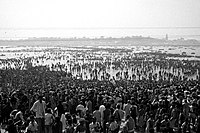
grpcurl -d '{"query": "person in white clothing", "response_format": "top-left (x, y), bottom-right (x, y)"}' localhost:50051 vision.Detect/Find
top-left (99, 104), bottom-right (105, 124)
top-left (76, 102), bottom-right (86, 118)
top-left (30, 95), bottom-right (46, 133)
top-left (26, 115), bottom-right (38, 133)
top-left (45, 108), bottom-right (54, 133)
top-left (123, 100), bottom-right (132, 119)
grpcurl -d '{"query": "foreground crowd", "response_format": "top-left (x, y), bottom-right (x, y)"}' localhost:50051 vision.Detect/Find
top-left (0, 51), bottom-right (200, 133)
top-left (1, 69), bottom-right (200, 133)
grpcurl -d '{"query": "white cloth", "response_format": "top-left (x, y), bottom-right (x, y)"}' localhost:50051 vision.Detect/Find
top-left (60, 113), bottom-right (67, 132)
top-left (26, 120), bottom-right (38, 132)
top-left (109, 121), bottom-right (118, 131)
top-left (45, 113), bottom-right (53, 125)
top-left (76, 104), bottom-right (85, 111)
top-left (99, 105), bottom-right (105, 121)
top-left (30, 100), bottom-right (46, 118)
top-left (124, 103), bottom-right (132, 118)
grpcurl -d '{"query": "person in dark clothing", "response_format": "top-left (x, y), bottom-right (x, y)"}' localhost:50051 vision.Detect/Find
top-left (72, 114), bottom-right (77, 125)
top-left (75, 118), bottom-right (87, 133)
top-left (65, 119), bottom-right (74, 133)
top-left (155, 115), bottom-right (162, 133)
top-left (195, 115), bottom-right (200, 133)
top-left (85, 110), bottom-right (93, 133)
top-left (160, 115), bottom-right (170, 133)
top-left (2, 101), bottom-right (13, 123)
top-left (130, 102), bottom-right (138, 128)
top-left (10, 93), bottom-right (18, 109)
top-left (103, 103), bottom-right (111, 133)
top-left (57, 101), bottom-right (64, 118)
top-left (5, 119), bottom-right (17, 133)
top-left (52, 117), bottom-right (62, 133)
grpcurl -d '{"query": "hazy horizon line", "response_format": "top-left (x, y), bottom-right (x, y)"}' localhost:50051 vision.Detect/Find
top-left (1, 26), bottom-right (200, 30)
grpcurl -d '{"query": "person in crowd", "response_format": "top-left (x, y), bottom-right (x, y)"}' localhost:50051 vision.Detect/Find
top-left (26, 115), bottom-right (38, 133)
top-left (108, 115), bottom-right (119, 133)
top-left (52, 117), bottom-right (62, 133)
top-left (160, 115), bottom-right (170, 133)
top-left (30, 95), bottom-right (46, 133)
top-left (123, 100), bottom-right (132, 119)
top-left (130, 101), bottom-right (138, 128)
top-left (145, 114), bottom-right (154, 133)
top-left (124, 115), bottom-right (135, 133)
top-left (89, 117), bottom-right (100, 133)
top-left (113, 104), bottom-right (124, 128)
top-left (103, 103), bottom-right (111, 133)
top-left (44, 108), bottom-right (54, 133)
top-left (57, 100), bottom-right (64, 118)
top-left (84, 110), bottom-right (93, 133)
top-left (5, 119), bottom-right (17, 133)
top-left (74, 118), bottom-right (87, 133)
top-left (76, 101), bottom-right (86, 118)
top-left (65, 119), bottom-right (74, 133)
top-left (86, 98), bottom-right (93, 114)
top-left (99, 103), bottom-right (106, 125)
top-left (93, 105), bottom-right (101, 124)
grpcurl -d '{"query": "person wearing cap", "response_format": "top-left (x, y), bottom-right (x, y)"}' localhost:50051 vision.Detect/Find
top-left (30, 95), bottom-right (46, 133)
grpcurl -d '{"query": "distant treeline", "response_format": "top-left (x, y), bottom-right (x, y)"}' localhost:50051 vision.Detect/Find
top-left (0, 36), bottom-right (199, 47)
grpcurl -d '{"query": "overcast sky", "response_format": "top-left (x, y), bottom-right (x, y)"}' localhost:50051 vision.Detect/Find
top-left (0, 0), bottom-right (200, 29)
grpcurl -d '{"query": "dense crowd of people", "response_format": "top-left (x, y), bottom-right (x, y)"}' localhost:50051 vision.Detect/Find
top-left (0, 48), bottom-right (200, 133)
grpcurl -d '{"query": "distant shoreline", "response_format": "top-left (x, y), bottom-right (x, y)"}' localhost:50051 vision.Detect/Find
top-left (0, 36), bottom-right (200, 47)
top-left (1, 26), bottom-right (200, 30)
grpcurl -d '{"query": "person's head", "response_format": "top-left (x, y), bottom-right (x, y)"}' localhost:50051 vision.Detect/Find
top-left (8, 119), bottom-right (13, 125)
top-left (126, 115), bottom-right (131, 121)
top-left (46, 108), bottom-right (51, 114)
top-left (116, 104), bottom-right (120, 109)
top-left (30, 115), bottom-right (35, 122)
top-left (164, 114), bottom-right (168, 120)
top-left (122, 125), bottom-right (128, 133)
top-left (92, 117), bottom-right (96, 123)
top-left (185, 118), bottom-right (189, 123)
top-left (72, 114), bottom-right (76, 118)
top-left (95, 105), bottom-right (99, 110)
top-left (79, 101), bottom-right (83, 105)
top-left (110, 99), bottom-right (114, 104)
top-left (55, 117), bottom-right (60, 122)
top-left (79, 118), bottom-right (85, 125)
top-left (86, 110), bottom-right (90, 115)
top-left (105, 103), bottom-right (110, 109)
top-left (110, 115), bottom-right (115, 122)
top-left (58, 100), bottom-right (62, 105)
top-left (38, 95), bottom-right (43, 102)
top-left (68, 119), bottom-right (73, 126)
